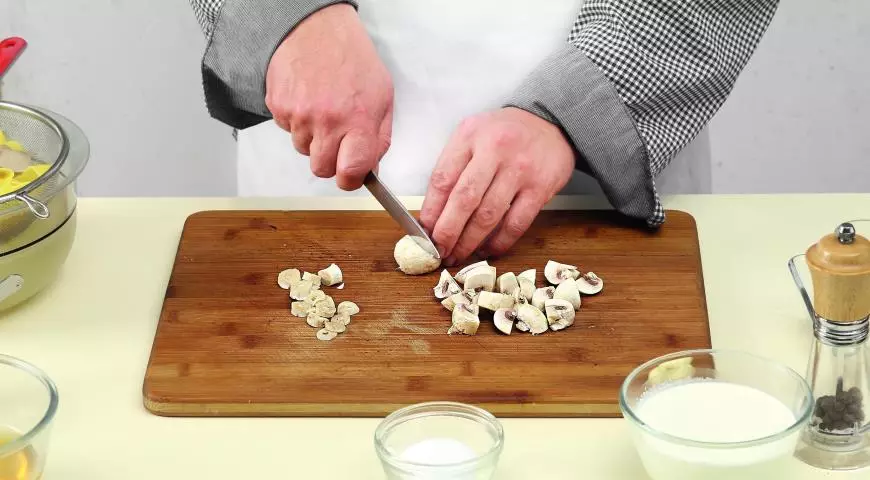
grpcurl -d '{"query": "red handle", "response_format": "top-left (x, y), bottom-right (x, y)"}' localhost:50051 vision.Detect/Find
top-left (0, 37), bottom-right (27, 77)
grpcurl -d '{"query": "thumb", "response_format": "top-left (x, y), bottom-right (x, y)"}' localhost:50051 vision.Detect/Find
top-left (336, 130), bottom-right (379, 191)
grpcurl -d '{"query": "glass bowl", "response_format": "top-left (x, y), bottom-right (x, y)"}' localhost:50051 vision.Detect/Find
top-left (374, 401), bottom-right (504, 479)
top-left (0, 354), bottom-right (58, 480)
top-left (620, 348), bottom-right (812, 480)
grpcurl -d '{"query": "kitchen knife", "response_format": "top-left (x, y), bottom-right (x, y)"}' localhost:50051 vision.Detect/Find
top-left (363, 171), bottom-right (440, 260)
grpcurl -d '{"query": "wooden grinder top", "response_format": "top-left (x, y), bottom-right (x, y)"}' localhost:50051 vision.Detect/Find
top-left (806, 222), bottom-right (870, 322)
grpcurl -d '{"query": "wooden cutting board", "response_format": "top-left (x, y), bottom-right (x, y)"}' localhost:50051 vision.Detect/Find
top-left (143, 209), bottom-right (710, 417)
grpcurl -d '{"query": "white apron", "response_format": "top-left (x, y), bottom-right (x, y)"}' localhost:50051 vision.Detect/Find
top-left (237, 0), bottom-right (711, 197)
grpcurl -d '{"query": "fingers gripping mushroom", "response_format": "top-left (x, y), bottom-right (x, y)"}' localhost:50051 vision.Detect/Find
top-left (433, 269), bottom-right (462, 299)
top-left (544, 260), bottom-right (580, 285)
top-left (545, 299), bottom-right (575, 331)
top-left (553, 278), bottom-right (581, 310)
top-left (394, 235), bottom-right (441, 275)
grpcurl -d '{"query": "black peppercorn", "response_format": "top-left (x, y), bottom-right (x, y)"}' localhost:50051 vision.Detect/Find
top-left (812, 376), bottom-right (866, 434)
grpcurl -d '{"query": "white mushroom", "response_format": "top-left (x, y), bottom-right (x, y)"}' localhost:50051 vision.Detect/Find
top-left (317, 263), bottom-right (343, 286)
top-left (307, 314), bottom-right (328, 328)
top-left (476, 291), bottom-right (515, 312)
top-left (545, 299), bottom-right (575, 331)
top-left (441, 290), bottom-right (478, 312)
top-left (577, 272), bottom-right (604, 295)
top-left (518, 277), bottom-right (536, 302)
top-left (433, 269), bottom-right (462, 299)
top-left (511, 288), bottom-right (528, 306)
top-left (313, 296), bottom-right (337, 318)
top-left (454, 261), bottom-right (490, 283)
top-left (332, 312), bottom-right (352, 326)
top-left (302, 271), bottom-right (322, 289)
top-left (289, 279), bottom-right (314, 300)
top-left (448, 303), bottom-right (480, 335)
top-left (316, 328), bottom-right (337, 341)
top-left (325, 317), bottom-right (347, 333)
top-left (516, 303), bottom-right (548, 335)
top-left (531, 286), bottom-right (555, 311)
top-left (553, 278), bottom-right (582, 310)
top-left (493, 308), bottom-right (516, 335)
top-left (394, 235), bottom-right (441, 275)
top-left (291, 301), bottom-right (311, 318)
top-left (305, 290), bottom-right (326, 304)
top-left (517, 269), bottom-right (536, 284)
top-left (277, 268), bottom-right (301, 289)
top-left (497, 272), bottom-right (519, 296)
top-left (515, 321), bottom-right (530, 332)
top-left (337, 301), bottom-right (360, 316)
top-left (463, 266), bottom-right (496, 292)
top-left (544, 260), bottom-right (580, 285)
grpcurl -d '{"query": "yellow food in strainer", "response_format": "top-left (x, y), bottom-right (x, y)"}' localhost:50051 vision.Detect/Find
top-left (0, 130), bottom-right (50, 196)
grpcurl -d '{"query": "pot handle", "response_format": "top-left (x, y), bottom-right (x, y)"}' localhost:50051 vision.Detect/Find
top-left (15, 193), bottom-right (49, 219)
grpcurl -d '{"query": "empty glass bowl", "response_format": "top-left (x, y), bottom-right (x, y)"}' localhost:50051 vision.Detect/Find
top-left (374, 401), bottom-right (504, 479)
top-left (620, 349), bottom-right (813, 480)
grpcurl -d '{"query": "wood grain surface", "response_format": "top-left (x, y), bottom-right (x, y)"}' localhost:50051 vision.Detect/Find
top-left (143, 209), bottom-right (711, 417)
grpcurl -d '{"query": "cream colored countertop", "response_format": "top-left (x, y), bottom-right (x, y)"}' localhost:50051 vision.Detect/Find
top-left (2, 194), bottom-right (869, 479)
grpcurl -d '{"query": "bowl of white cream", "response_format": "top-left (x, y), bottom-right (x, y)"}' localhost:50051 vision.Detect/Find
top-left (374, 401), bottom-right (504, 479)
top-left (620, 348), bottom-right (813, 480)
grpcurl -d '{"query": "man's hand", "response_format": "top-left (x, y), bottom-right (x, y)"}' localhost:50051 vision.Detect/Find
top-left (265, 4), bottom-right (394, 190)
top-left (420, 107), bottom-right (575, 266)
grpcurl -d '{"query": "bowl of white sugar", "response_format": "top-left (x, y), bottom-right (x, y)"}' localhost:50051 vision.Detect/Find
top-left (619, 349), bottom-right (813, 480)
top-left (374, 401), bottom-right (504, 479)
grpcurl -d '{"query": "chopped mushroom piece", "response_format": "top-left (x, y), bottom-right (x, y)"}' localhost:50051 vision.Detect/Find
top-left (318, 263), bottom-right (343, 286)
top-left (476, 291), bottom-right (514, 312)
top-left (291, 301), bottom-right (311, 318)
top-left (454, 261), bottom-right (490, 283)
top-left (545, 299), bottom-right (575, 331)
top-left (497, 272), bottom-right (519, 296)
top-left (577, 272), bottom-right (604, 295)
top-left (448, 303), bottom-right (480, 335)
top-left (289, 280), bottom-right (315, 300)
top-left (316, 328), bottom-right (337, 341)
top-left (517, 269), bottom-right (536, 284)
top-left (433, 269), bottom-right (463, 299)
top-left (493, 308), bottom-right (516, 335)
top-left (277, 268), bottom-right (301, 289)
top-left (544, 260), bottom-right (580, 285)
top-left (463, 266), bottom-right (497, 292)
top-left (441, 290), bottom-right (478, 312)
top-left (531, 287), bottom-right (555, 311)
top-left (307, 314), bottom-right (328, 328)
top-left (337, 301), bottom-right (360, 316)
top-left (517, 277), bottom-right (535, 302)
top-left (553, 278), bottom-right (582, 310)
top-left (516, 304), bottom-right (548, 335)
top-left (302, 271), bottom-right (322, 289)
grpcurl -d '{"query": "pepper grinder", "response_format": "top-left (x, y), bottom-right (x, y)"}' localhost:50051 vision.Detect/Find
top-left (791, 222), bottom-right (870, 470)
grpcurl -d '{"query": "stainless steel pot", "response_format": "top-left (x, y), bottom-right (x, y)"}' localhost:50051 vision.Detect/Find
top-left (0, 102), bottom-right (89, 312)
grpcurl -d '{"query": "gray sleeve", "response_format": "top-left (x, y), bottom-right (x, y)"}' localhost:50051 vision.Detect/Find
top-left (504, 1), bottom-right (781, 227)
top-left (189, 0), bottom-right (359, 130)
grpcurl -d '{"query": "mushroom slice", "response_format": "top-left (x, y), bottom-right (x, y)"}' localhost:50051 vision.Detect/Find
top-left (497, 272), bottom-right (519, 296)
top-left (307, 314), bottom-right (328, 328)
top-left (518, 269), bottom-right (536, 284)
top-left (325, 317), bottom-right (347, 333)
top-left (277, 268), bottom-right (301, 289)
top-left (512, 288), bottom-right (528, 306)
top-left (518, 277), bottom-right (535, 302)
top-left (476, 291), bottom-right (515, 312)
top-left (291, 301), bottom-right (311, 318)
top-left (289, 280), bottom-right (314, 300)
top-left (516, 304), bottom-right (548, 335)
top-left (305, 290), bottom-right (326, 304)
top-left (493, 308), bottom-right (516, 335)
top-left (515, 321), bottom-right (530, 332)
top-left (302, 272), bottom-right (322, 289)
top-left (313, 296), bottom-right (337, 318)
top-left (577, 272), bottom-right (604, 295)
top-left (448, 303), bottom-right (480, 335)
top-left (553, 278), bottom-right (582, 310)
top-left (545, 299), bottom-right (575, 331)
top-left (441, 290), bottom-right (478, 312)
top-left (332, 312), bottom-right (352, 326)
top-left (454, 261), bottom-right (490, 283)
top-left (463, 266), bottom-right (496, 292)
top-left (544, 260), bottom-right (580, 285)
top-left (433, 269), bottom-right (462, 299)
top-left (531, 287), bottom-right (555, 311)
top-left (316, 328), bottom-right (338, 341)
top-left (337, 301), bottom-right (360, 316)
top-left (318, 263), bottom-right (343, 286)
top-left (394, 235), bottom-right (442, 275)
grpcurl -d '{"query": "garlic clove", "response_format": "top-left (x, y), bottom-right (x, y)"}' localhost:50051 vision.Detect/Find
top-left (577, 272), bottom-right (604, 295)
top-left (497, 272), bottom-right (519, 296)
top-left (516, 303), bottom-right (548, 335)
top-left (553, 278), bottom-right (582, 310)
top-left (476, 291), bottom-right (515, 312)
top-left (545, 298), bottom-right (575, 331)
top-left (493, 307), bottom-right (516, 335)
top-left (277, 268), bottom-right (302, 289)
top-left (531, 286), bottom-right (555, 311)
top-left (544, 260), bottom-right (580, 285)
top-left (454, 261), bottom-right (490, 283)
top-left (317, 263), bottom-right (343, 286)
top-left (463, 266), bottom-right (496, 292)
top-left (449, 303), bottom-right (480, 335)
top-left (433, 269), bottom-right (462, 299)
top-left (517, 269), bottom-right (536, 284)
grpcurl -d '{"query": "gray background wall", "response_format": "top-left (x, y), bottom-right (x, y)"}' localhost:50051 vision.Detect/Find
top-left (2, 0), bottom-right (868, 196)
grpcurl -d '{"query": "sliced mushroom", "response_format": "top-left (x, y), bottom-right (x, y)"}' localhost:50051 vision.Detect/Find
top-left (515, 321), bottom-right (530, 332)
top-left (448, 303), bottom-right (480, 335)
top-left (318, 263), bottom-right (343, 286)
top-left (517, 269), bottom-right (536, 284)
top-left (545, 298), bottom-right (575, 331)
top-left (325, 317), bottom-right (347, 333)
top-left (544, 260), bottom-right (580, 285)
top-left (277, 268), bottom-right (301, 289)
top-left (302, 271), bottom-right (322, 289)
top-left (518, 277), bottom-right (536, 302)
top-left (577, 272), bottom-right (604, 295)
top-left (511, 288), bottom-right (528, 306)
top-left (289, 279), bottom-right (314, 300)
top-left (394, 235), bottom-right (442, 275)
top-left (476, 291), bottom-right (515, 312)
top-left (531, 286), bottom-right (555, 311)
top-left (337, 301), bottom-right (360, 316)
top-left (493, 308), bottom-right (516, 335)
top-left (290, 301), bottom-right (311, 318)
top-left (516, 303), bottom-right (548, 335)
top-left (305, 290), bottom-right (327, 304)
top-left (316, 328), bottom-right (338, 341)
top-left (441, 290), bottom-right (478, 312)
top-left (454, 261), bottom-right (490, 283)
top-left (553, 278), bottom-right (581, 310)
top-left (313, 296), bottom-right (337, 318)
top-left (307, 314), bottom-right (328, 328)
top-left (497, 272), bottom-right (519, 296)
top-left (332, 312), bottom-right (352, 326)
top-left (463, 266), bottom-right (496, 292)
top-left (433, 269), bottom-right (462, 299)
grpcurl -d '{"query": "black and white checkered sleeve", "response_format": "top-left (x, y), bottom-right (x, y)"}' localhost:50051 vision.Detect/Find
top-left (505, 1), bottom-right (780, 227)
top-left (189, 0), bottom-right (223, 37)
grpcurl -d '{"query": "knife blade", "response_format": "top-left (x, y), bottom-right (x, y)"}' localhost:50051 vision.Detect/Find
top-left (363, 171), bottom-right (441, 260)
